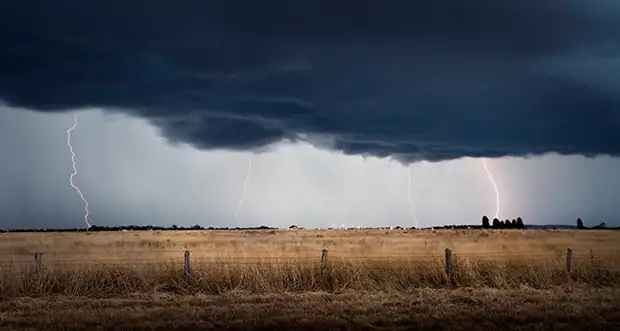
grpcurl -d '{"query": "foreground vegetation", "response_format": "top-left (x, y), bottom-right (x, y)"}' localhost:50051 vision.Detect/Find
top-left (1, 288), bottom-right (619, 331)
top-left (0, 255), bottom-right (619, 297)
top-left (0, 229), bottom-right (618, 329)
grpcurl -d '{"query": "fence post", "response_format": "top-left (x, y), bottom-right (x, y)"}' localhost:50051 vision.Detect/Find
top-left (566, 248), bottom-right (573, 274)
top-left (34, 252), bottom-right (42, 271)
top-left (445, 248), bottom-right (452, 279)
top-left (321, 248), bottom-right (328, 275)
top-left (184, 250), bottom-right (191, 281)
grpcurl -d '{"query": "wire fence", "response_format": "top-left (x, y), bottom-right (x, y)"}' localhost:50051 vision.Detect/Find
top-left (1, 248), bottom-right (619, 275)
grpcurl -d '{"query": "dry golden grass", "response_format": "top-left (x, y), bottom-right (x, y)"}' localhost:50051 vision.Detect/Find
top-left (2, 228), bottom-right (619, 258)
top-left (0, 229), bottom-right (618, 296)
top-left (0, 229), bottom-right (619, 329)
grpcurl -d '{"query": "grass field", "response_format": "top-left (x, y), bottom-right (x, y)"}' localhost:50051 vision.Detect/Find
top-left (0, 229), bottom-right (619, 330)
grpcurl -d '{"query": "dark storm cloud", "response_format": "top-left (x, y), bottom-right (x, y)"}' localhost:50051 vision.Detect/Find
top-left (1, 0), bottom-right (620, 162)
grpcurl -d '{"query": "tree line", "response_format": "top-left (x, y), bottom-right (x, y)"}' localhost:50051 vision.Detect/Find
top-left (478, 216), bottom-right (615, 230)
top-left (481, 216), bottom-right (525, 229)
top-left (0, 218), bottom-right (615, 233)
top-left (576, 218), bottom-right (609, 230)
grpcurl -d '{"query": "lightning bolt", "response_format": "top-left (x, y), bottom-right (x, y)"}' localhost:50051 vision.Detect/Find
top-left (67, 112), bottom-right (91, 228)
top-left (481, 158), bottom-right (500, 219)
top-left (235, 154), bottom-right (253, 222)
top-left (406, 164), bottom-right (420, 228)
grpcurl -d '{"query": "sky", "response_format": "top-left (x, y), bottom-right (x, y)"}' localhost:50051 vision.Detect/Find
top-left (0, 1), bottom-right (619, 229)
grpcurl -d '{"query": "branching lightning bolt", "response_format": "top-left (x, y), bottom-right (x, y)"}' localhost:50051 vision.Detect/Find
top-left (481, 158), bottom-right (500, 219)
top-left (235, 154), bottom-right (253, 222)
top-left (67, 112), bottom-right (91, 228)
top-left (406, 164), bottom-right (420, 228)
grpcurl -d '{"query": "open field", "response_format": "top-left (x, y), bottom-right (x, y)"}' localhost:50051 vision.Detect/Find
top-left (3, 228), bottom-right (620, 259)
top-left (0, 229), bottom-right (619, 295)
top-left (0, 229), bottom-right (619, 330)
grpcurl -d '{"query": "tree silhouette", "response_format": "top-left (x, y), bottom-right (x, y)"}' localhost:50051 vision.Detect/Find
top-left (511, 219), bottom-right (517, 228)
top-left (577, 218), bottom-right (584, 229)
top-left (516, 217), bottom-right (524, 229)
top-left (492, 218), bottom-right (500, 228)
top-left (482, 216), bottom-right (490, 229)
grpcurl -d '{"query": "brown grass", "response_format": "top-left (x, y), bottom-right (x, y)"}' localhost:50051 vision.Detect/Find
top-left (0, 229), bottom-right (619, 329)
top-left (2, 288), bottom-right (620, 331)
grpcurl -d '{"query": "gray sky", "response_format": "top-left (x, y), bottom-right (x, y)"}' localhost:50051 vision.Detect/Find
top-left (1, 106), bottom-right (618, 229)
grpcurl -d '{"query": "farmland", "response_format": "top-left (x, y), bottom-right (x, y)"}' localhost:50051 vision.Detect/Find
top-left (0, 228), bottom-right (619, 330)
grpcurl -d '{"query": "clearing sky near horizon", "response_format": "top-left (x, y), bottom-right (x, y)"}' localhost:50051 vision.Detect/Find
top-left (0, 1), bottom-right (619, 229)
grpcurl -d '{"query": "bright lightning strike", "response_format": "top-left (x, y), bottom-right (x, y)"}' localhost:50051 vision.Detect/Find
top-left (481, 158), bottom-right (500, 219)
top-left (406, 164), bottom-right (420, 228)
top-left (66, 112), bottom-right (91, 229)
top-left (235, 154), bottom-right (253, 222)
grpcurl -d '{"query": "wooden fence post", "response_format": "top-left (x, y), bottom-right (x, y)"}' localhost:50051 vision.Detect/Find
top-left (184, 250), bottom-right (191, 281)
top-left (34, 252), bottom-right (42, 271)
top-left (566, 248), bottom-right (573, 274)
top-left (445, 248), bottom-right (452, 279)
top-left (321, 249), bottom-right (328, 275)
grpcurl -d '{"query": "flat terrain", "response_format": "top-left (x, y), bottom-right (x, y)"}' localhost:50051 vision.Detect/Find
top-left (0, 229), bottom-right (618, 330)
top-left (2, 228), bottom-right (619, 260)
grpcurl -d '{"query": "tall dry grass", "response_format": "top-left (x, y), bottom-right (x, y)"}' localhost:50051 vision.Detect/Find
top-left (0, 254), bottom-right (618, 298)
top-left (0, 229), bottom-right (618, 298)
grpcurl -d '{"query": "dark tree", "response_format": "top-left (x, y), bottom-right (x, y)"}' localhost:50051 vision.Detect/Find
top-left (482, 216), bottom-right (490, 229)
top-left (516, 217), bottom-right (524, 229)
top-left (504, 219), bottom-right (511, 229)
top-left (492, 218), bottom-right (500, 228)
top-left (511, 219), bottom-right (517, 228)
top-left (499, 220), bottom-right (505, 229)
top-left (577, 218), bottom-right (584, 229)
